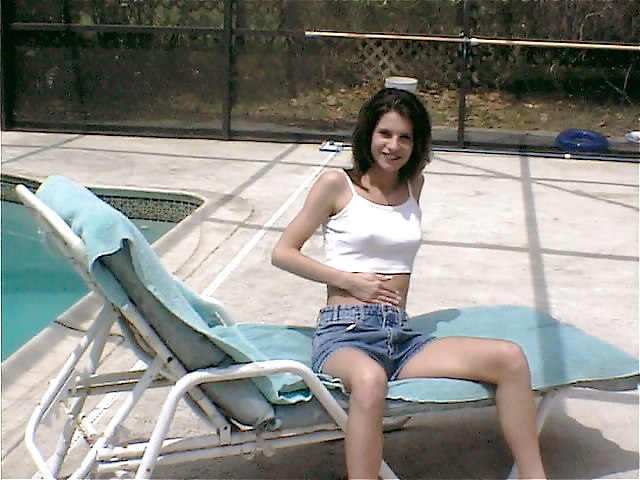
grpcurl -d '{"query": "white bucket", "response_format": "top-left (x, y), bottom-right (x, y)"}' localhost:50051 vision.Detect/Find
top-left (384, 76), bottom-right (418, 93)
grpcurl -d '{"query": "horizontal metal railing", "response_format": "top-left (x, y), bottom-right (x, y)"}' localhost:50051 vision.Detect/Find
top-left (305, 30), bottom-right (640, 51)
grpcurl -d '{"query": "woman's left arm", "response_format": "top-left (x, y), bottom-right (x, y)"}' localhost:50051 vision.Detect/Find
top-left (411, 173), bottom-right (426, 204)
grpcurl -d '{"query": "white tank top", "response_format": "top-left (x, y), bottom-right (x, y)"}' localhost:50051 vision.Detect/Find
top-left (322, 170), bottom-right (423, 274)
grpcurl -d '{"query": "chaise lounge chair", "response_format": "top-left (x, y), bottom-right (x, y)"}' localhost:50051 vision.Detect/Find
top-left (16, 175), bottom-right (639, 479)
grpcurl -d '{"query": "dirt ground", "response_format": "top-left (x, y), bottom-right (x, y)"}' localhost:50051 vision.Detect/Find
top-left (237, 84), bottom-right (639, 137)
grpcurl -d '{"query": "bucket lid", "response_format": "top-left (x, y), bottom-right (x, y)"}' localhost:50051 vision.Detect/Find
top-left (384, 76), bottom-right (418, 93)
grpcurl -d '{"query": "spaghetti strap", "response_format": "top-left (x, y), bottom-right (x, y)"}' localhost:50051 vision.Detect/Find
top-left (407, 181), bottom-right (415, 200)
top-left (342, 169), bottom-right (357, 195)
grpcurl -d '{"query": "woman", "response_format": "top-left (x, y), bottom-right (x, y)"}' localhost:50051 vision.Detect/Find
top-left (271, 87), bottom-right (546, 480)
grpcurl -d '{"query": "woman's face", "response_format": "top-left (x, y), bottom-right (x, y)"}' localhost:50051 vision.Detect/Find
top-left (370, 111), bottom-right (414, 174)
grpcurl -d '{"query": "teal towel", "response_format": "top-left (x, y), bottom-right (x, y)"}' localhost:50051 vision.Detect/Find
top-left (209, 306), bottom-right (639, 404)
top-left (36, 176), bottom-right (220, 331)
top-left (388, 306), bottom-right (639, 403)
top-left (209, 324), bottom-right (316, 403)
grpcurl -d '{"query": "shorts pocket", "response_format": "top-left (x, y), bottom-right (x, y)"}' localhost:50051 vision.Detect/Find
top-left (316, 312), bottom-right (357, 330)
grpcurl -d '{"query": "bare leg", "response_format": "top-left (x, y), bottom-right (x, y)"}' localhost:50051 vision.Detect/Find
top-left (323, 348), bottom-right (388, 480)
top-left (397, 337), bottom-right (546, 480)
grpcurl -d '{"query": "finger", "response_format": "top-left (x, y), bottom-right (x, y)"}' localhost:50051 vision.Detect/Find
top-left (380, 297), bottom-right (399, 306)
top-left (377, 291), bottom-right (400, 305)
top-left (380, 284), bottom-right (400, 296)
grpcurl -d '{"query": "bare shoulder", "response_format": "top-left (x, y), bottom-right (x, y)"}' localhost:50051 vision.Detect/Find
top-left (305, 169), bottom-right (351, 216)
top-left (314, 169), bottom-right (349, 194)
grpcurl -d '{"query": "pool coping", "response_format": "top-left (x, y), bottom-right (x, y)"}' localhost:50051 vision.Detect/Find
top-left (2, 173), bottom-right (205, 223)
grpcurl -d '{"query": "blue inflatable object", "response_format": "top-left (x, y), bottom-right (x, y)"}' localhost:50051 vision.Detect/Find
top-left (556, 129), bottom-right (608, 153)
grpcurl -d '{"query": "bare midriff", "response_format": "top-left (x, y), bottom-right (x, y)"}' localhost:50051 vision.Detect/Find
top-left (326, 273), bottom-right (411, 309)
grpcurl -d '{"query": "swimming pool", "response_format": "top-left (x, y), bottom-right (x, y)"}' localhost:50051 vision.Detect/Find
top-left (1, 200), bottom-right (176, 360)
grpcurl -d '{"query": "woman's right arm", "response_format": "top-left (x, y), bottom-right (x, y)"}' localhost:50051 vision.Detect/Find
top-left (271, 170), bottom-right (352, 289)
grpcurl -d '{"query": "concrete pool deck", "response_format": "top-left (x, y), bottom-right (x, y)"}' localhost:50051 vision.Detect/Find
top-left (1, 130), bottom-right (638, 479)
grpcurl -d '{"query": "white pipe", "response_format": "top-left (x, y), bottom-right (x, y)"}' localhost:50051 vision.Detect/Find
top-left (305, 30), bottom-right (640, 52)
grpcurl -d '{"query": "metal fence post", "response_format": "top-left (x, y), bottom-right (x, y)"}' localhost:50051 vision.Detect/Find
top-left (222, 0), bottom-right (233, 139)
top-left (456, 0), bottom-right (470, 148)
top-left (1, 0), bottom-right (16, 130)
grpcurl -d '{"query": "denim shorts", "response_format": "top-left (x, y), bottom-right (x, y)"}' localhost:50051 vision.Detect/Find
top-left (311, 304), bottom-right (435, 381)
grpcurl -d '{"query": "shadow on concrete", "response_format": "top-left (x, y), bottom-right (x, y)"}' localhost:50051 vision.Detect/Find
top-left (151, 406), bottom-right (637, 479)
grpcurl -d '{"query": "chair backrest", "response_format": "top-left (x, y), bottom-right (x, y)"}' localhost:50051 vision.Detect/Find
top-left (100, 245), bottom-right (276, 427)
top-left (16, 177), bottom-right (276, 428)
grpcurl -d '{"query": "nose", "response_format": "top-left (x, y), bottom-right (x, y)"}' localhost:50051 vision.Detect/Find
top-left (387, 136), bottom-right (400, 151)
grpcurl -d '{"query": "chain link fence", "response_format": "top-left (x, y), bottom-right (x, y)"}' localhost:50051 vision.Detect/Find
top-left (2, 0), bottom-right (638, 157)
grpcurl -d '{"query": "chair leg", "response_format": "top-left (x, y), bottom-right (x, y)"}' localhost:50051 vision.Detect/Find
top-left (70, 354), bottom-right (166, 480)
top-left (379, 459), bottom-right (400, 480)
top-left (25, 304), bottom-right (117, 480)
top-left (46, 306), bottom-right (114, 476)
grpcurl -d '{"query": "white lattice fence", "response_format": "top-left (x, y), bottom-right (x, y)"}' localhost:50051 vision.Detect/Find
top-left (358, 39), bottom-right (427, 81)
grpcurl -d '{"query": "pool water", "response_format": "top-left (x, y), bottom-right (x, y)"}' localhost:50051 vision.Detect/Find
top-left (1, 201), bottom-right (175, 361)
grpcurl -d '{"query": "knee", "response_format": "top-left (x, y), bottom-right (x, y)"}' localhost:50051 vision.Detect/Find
top-left (349, 367), bottom-right (388, 411)
top-left (498, 341), bottom-right (531, 379)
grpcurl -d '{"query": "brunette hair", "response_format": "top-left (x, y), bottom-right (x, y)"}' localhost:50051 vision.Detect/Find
top-left (351, 87), bottom-right (431, 182)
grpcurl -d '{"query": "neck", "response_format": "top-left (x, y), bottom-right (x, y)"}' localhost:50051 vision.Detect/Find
top-left (362, 170), bottom-right (402, 194)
